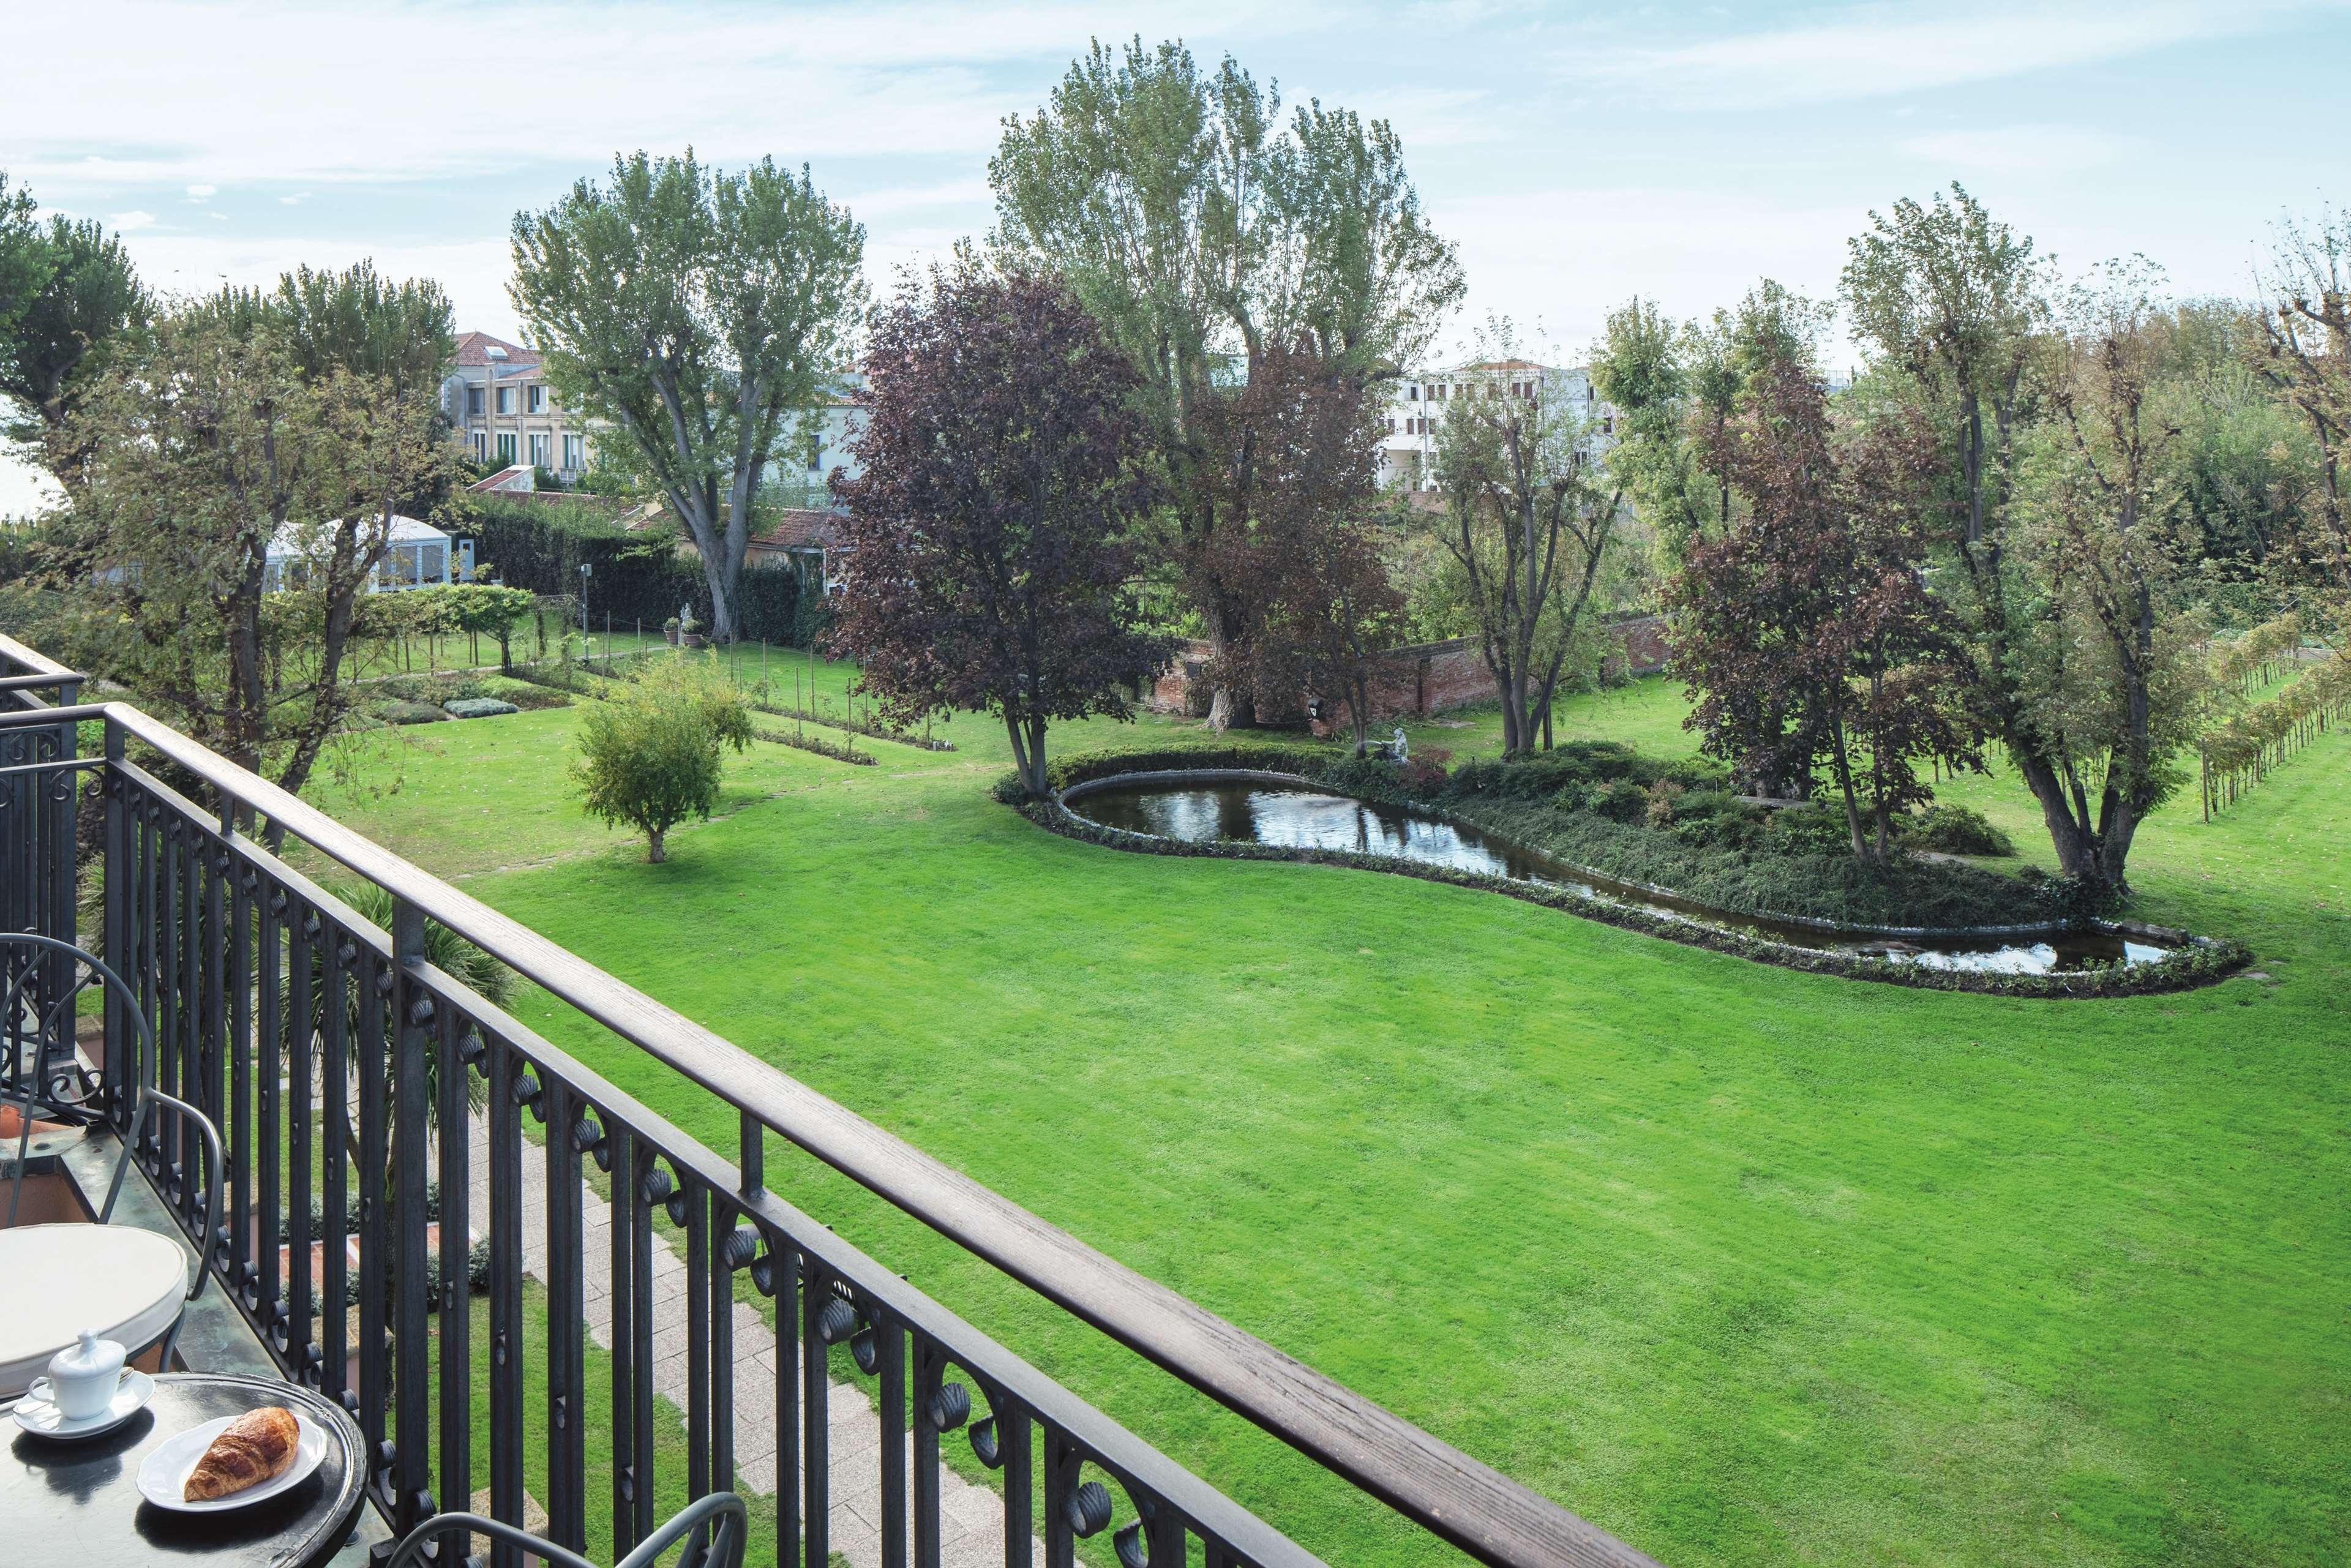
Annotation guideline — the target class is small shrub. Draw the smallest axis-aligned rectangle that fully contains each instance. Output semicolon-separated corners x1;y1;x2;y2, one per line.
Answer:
371;699;449;726
469;675;570;711
444;697;520;719
1899;804;2015;857
1674;789;1736;822
571;655;756;861
1592;778;1649;823
1644;778;1682;828
1768;805;1851;855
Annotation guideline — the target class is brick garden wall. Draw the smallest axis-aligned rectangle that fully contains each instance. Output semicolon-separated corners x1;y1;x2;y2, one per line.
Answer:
1144;614;1673;729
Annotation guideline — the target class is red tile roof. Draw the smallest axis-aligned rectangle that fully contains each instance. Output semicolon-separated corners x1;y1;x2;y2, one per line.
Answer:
749;509;842;551
454;331;542;369
467;465;534;493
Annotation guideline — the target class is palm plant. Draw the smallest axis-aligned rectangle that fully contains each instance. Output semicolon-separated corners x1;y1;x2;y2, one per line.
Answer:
283;883;513;1209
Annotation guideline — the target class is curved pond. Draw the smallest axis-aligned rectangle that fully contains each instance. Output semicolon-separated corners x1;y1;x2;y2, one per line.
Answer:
1065;777;2175;975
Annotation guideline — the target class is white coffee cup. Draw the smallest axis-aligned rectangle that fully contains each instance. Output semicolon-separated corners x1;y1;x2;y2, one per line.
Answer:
32;1329;127;1422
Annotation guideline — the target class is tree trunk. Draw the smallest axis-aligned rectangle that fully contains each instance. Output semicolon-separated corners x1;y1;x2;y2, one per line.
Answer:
1026;713;1049;799
1827;720;1867;858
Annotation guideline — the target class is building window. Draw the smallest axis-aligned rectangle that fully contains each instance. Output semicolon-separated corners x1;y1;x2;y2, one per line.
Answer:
496;386;514;414
1387;418;1396;433
528;432;550;468
471;431;487;460
466;386;483;416
497;432;517;465
528;383;546;413
563;433;584;471
1408;384;1419;400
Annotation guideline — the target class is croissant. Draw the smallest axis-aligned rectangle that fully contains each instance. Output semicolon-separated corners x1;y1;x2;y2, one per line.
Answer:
183;1406;299;1501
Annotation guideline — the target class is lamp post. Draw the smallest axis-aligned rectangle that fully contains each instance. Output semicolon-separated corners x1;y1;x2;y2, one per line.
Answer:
579;562;591;649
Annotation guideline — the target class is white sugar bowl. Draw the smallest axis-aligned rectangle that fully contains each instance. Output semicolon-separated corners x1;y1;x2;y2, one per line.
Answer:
39;1330;127;1420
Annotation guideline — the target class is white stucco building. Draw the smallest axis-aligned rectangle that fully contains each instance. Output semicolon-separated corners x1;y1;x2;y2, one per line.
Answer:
1376;358;1616;490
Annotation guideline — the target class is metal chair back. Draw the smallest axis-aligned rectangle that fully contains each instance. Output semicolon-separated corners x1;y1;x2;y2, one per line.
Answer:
1;932;219;1368
385;1490;750;1568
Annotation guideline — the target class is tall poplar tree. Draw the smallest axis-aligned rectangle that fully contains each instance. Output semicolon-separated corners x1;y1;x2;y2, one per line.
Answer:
511;151;864;642
990;39;1462;724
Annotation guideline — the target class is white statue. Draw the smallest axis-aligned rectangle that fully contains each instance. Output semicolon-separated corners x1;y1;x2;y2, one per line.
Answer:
1391;726;1409;762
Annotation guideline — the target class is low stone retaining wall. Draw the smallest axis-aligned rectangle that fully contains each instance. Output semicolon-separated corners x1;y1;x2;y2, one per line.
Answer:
1040;767;2250;999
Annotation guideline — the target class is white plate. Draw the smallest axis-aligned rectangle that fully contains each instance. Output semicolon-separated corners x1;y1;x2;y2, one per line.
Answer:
135;1408;329;1514
12;1368;156;1441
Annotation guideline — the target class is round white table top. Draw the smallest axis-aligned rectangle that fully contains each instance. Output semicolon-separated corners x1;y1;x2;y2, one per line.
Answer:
0;1223;187;1396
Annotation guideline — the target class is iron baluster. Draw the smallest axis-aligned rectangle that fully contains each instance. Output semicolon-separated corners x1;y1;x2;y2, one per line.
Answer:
609;1120;638;1559
358;946;390;1493
802;1265;830;1568
879;1315;907;1568
227;851;253;1297
436;1006;473;1547
287;905;317;1379
546;1081;588;1553
255;882;283;1336
391;900;432;1536
321;921;351;1405
488;1036;526;1568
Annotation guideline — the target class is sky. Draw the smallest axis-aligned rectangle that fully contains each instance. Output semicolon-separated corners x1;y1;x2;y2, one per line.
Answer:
5;0;2348;514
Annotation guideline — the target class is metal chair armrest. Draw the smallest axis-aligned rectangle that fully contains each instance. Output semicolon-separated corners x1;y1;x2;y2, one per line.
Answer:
384;1512;602;1568
616;1491;749;1568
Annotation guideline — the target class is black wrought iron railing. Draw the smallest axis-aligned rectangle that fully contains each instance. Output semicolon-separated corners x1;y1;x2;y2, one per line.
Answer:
0;632;1659;1568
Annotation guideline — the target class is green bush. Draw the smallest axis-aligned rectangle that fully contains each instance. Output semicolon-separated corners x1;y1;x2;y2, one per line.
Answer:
1768;806;1853;855
371;699;449;725
468;674;571;710
1452;797;2047;929
1592;778;1649;823
1899;804;2015;857
444;697;520;719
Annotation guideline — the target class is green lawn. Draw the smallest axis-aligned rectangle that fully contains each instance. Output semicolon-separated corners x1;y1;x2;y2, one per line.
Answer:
307;667;2350;1568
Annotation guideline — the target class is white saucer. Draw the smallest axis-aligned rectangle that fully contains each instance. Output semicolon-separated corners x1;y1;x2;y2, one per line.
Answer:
136;1408;329;1513
12;1368;156;1441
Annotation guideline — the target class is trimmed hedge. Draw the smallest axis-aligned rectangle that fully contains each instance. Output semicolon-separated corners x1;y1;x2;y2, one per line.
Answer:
444;697;519;718
1024;800;2249;999
460;494;808;645
1432;798;2047;929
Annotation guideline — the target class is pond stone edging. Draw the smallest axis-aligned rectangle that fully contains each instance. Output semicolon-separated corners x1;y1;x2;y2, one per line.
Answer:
1034;771;2249;1000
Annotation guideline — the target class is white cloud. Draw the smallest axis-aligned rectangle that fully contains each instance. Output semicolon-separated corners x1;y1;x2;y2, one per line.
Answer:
107;209;158;233
2;1;1322;195
1558;1;2322;108
1428;188;1865;359
844;179;994;217
279;193;309;205
185;183;215;200
1900;125;2133;173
